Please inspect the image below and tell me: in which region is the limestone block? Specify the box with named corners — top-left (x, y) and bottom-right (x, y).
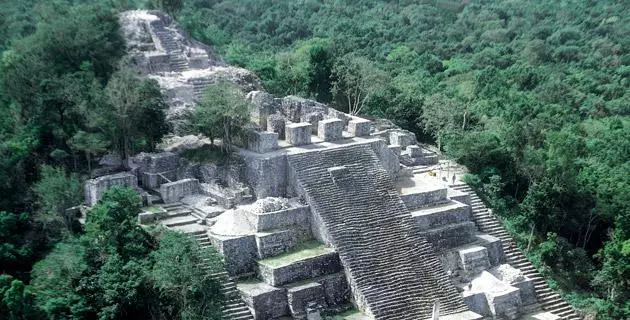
top-left (242, 153), bottom-right (287, 199)
top-left (84, 172), bottom-right (138, 206)
top-left (138, 212), bottom-right (155, 224)
top-left (257, 251), bottom-right (342, 286)
top-left (141, 152), bottom-right (180, 173)
top-left (463, 291), bottom-right (490, 316)
top-left (327, 108), bottom-right (350, 127)
top-left (286, 123), bottom-right (312, 146)
top-left (267, 114), bottom-right (286, 139)
top-left (287, 282), bottom-right (327, 318)
top-left (248, 205), bottom-right (310, 232)
top-left (420, 221), bottom-right (477, 249)
top-left (400, 188), bottom-right (448, 211)
top-left (490, 264), bottom-right (536, 306)
top-left (247, 130), bottom-right (279, 153)
top-left (476, 234), bottom-right (505, 266)
top-left (406, 145), bottom-right (423, 157)
top-left (388, 145), bottom-right (402, 156)
top-left (141, 171), bottom-right (177, 189)
top-left (159, 179), bottom-right (200, 204)
top-left (302, 112), bottom-right (324, 134)
top-left (247, 91), bottom-right (277, 129)
top-left (389, 131), bottom-right (415, 148)
top-left (485, 286), bottom-right (522, 319)
top-left (459, 246), bottom-right (491, 274)
top-left (317, 119), bottom-right (344, 142)
top-left (411, 201), bottom-right (471, 231)
top-left (348, 118), bottom-right (371, 137)
top-left (210, 233), bottom-right (258, 276)
top-left (237, 281), bottom-right (288, 320)
top-left (255, 229), bottom-right (299, 259)
top-left (315, 273), bottom-right (350, 306)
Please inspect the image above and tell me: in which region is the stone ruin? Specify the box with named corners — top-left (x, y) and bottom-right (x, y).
top-left (82, 10), bottom-right (580, 320)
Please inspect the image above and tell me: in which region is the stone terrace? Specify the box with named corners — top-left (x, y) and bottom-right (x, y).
top-left (287, 144), bottom-right (469, 319)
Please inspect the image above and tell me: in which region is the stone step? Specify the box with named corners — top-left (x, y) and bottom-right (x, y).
top-left (162, 215), bottom-right (198, 227)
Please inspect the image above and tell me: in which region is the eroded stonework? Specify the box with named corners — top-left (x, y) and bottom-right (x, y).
top-left (81, 10), bottom-right (582, 320)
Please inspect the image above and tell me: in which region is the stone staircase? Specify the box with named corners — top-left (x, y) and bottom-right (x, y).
top-left (287, 144), bottom-right (469, 320)
top-left (451, 184), bottom-right (582, 320)
top-left (189, 77), bottom-right (216, 101)
top-left (160, 204), bottom-right (254, 320)
top-left (152, 22), bottom-right (189, 72)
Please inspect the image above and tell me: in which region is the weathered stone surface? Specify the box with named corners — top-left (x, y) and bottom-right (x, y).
top-left (490, 264), bottom-right (536, 306)
top-left (387, 144), bottom-right (402, 156)
top-left (237, 281), bottom-right (288, 320)
top-left (210, 233), bottom-right (257, 276)
top-left (159, 178), bottom-right (200, 203)
top-left (389, 131), bottom-right (415, 148)
top-left (84, 172), bottom-right (138, 206)
top-left (286, 123), bottom-right (312, 146)
top-left (463, 291), bottom-right (490, 316)
top-left (302, 112), bottom-right (324, 134)
top-left (247, 130), bottom-right (278, 153)
top-left (315, 273), bottom-right (350, 306)
top-left (459, 246), bottom-right (491, 274)
top-left (257, 251), bottom-right (342, 287)
top-left (470, 271), bottom-right (522, 320)
top-left (419, 221), bottom-right (478, 249)
top-left (267, 113), bottom-right (286, 139)
top-left (248, 205), bottom-right (310, 232)
top-left (241, 152), bottom-right (287, 199)
top-left (247, 91), bottom-right (277, 129)
top-left (348, 118), bottom-right (371, 137)
top-left (477, 234), bottom-right (505, 266)
top-left (406, 145), bottom-right (423, 157)
top-left (317, 118), bottom-right (344, 142)
top-left (287, 282), bottom-right (327, 319)
top-left (135, 152), bottom-right (180, 173)
top-left (255, 229), bottom-right (299, 259)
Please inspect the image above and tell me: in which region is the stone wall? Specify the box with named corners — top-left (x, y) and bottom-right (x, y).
top-left (159, 178), bottom-right (200, 203)
top-left (242, 152), bottom-right (287, 199)
top-left (84, 172), bottom-right (138, 206)
top-left (257, 252), bottom-right (342, 287)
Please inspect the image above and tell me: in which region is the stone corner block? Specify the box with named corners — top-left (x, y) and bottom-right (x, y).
top-left (247, 130), bottom-right (279, 153)
top-left (317, 118), bottom-right (344, 141)
top-left (348, 118), bottom-right (371, 137)
top-left (286, 122), bottom-right (312, 146)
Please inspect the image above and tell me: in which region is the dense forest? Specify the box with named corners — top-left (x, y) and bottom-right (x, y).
top-left (0, 0), bottom-right (629, 319)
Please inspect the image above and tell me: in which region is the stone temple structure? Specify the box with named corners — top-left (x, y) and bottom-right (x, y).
top-left (83, 10), bottom-right (583, 320)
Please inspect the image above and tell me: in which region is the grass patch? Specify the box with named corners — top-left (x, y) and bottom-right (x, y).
top-left (325, 307), bottom-right (363, 320)
top-left (180, 144), bottom-right (227, 163)
top-left (145, 205), bottom-right (165, 213)
top-left (259, 241), bottom-right (332, 267)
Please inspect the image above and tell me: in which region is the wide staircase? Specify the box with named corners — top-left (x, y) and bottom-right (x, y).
top-left (451, 184), bottom-right (582, 320)
top-left (287, 144), bottom-right (468, 320)
top-left (160, 204), bottom-right (254, 320)
top-left (151, 22), bottom-right (190, 72)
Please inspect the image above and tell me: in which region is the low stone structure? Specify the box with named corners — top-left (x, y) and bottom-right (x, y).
top-left (84, 172), bottom-right (138, 206)
top-left (286, 122), bottom-right (312, 146)
top-left (247, 130), bottom-right (278, 153)
top-left (159, 178), bottom-right (200, 203)
top-left (318, 118), bottom-right (344, 141)
top-left (348, 118), bottom-right (371, 137)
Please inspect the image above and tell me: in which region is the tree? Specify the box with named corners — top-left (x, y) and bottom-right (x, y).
top-left (187, 81), bottom-right (250, 153)
top-left (33, 165), bottom-right (83, 237)
top-left (68, 131), bottom-right (109, 177)
top-left (151, 231), bottom-right (223, 320)
top-left (331, 54), bottom-right (389, 115)
top-left (98, 68), bottom-right (169, 167)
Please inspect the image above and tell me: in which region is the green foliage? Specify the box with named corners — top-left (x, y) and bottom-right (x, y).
top-left (176, 1), bottom-right (630, 316)
top-left (29, 188), bottom-right (223, 319)
top-left (186, 81), bottom-right (250, 152)
top-left (33, 165), bottom-right (83, 237)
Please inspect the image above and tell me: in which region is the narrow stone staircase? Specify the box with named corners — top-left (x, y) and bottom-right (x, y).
top-left (151, 22), bottom-right (189, 72)
top-left (451, 184), bottom-right (582, 320)
top-left (160, 205), bottom-right (254, 320)
top-left (287, 144), bottom-right (469, 319)
top-left (190, 78), bottom-right (216, 101)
